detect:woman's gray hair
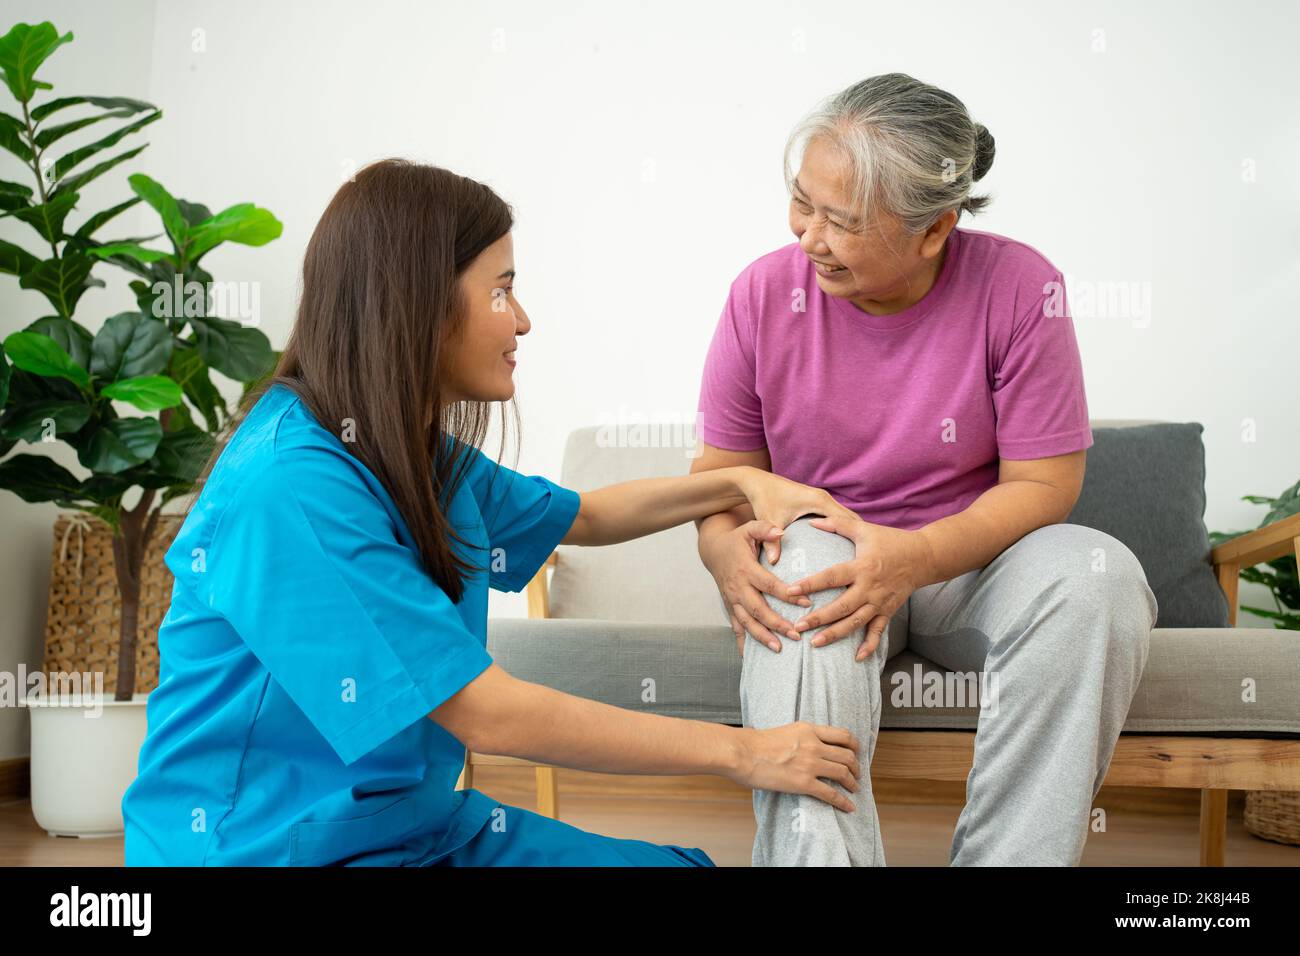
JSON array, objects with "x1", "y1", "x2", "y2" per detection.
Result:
[{"x1": 783, "y1": 73, "x2": 994, "y2": 236}]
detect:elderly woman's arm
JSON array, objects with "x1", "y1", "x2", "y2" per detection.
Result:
[{"x1": 912, "y1": 451, "x2": 1086, "y2": 582}]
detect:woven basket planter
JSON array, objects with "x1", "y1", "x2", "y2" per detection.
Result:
[
  {"x1": 43, "y1": 511, "x2": 184, "y2": 696},
  {"x1": 1244, "y1": 790, "x2": 1300, "y2": 846}
]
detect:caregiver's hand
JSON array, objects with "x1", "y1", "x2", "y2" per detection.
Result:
[
  {"x1": 732, "y1": 722, "x2": 861, "y2": 812},
  {"x1": 786, "y1": 514, "x2": 936, "y2": 662},
  {"x1": 738, "y1": 468, "x2": 860, "y2": 565}
]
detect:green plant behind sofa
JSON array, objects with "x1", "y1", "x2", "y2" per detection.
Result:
[{"x1": 1210, "y1": 479, "x2": 1300, "y2": 629}]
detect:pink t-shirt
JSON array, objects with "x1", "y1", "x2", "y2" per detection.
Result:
[{"x1": 696, "y1": 226, "x2": 1093, "y2": 531}]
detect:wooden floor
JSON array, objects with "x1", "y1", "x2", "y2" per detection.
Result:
[{"x1": 4, "y1": 768, "x2": 1300, "y2": 866}]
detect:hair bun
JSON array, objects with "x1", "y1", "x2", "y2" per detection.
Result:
[{"x1": 972, "y1": 123, "x2": 995, "y2": 182}]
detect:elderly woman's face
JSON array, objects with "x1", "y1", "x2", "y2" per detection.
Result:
[{"x1": 788, "y1": 135, "x2": 942, "y2": 314}]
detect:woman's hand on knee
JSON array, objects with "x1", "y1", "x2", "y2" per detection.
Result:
[
  {"x1": 702, "y1": 519, "x2": 813, "y2": 654},
  {"x1": 731, "y1": 722, "x2": 862, "y2": 812},
  {"x1": 785, "y1": 515, "x2": 933, "y2": 662}
]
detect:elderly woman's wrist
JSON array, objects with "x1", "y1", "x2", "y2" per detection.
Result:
[{"x1": 912, "y1": 527, "x2": 941, "y2": 587}]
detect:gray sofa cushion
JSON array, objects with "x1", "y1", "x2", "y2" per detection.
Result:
[
  {"x1": 1066, "y1": 423, "x2": 1229, "y2": 628},
  {"x1": 488, "y1": 618, "x2": 1300, "y2": 736}
]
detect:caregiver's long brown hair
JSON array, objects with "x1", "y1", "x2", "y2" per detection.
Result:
[{"x1": 187, "y1": 158, "x2": 520, "y2": 603}]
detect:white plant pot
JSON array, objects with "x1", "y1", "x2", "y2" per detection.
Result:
[{"x1": 27, "y1": 689, "x2": 149, "y2": 838}]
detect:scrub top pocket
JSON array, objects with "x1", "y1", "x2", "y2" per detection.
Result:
[{"x1": 289, "y1": 797, "x2": 419, "y2": 866}]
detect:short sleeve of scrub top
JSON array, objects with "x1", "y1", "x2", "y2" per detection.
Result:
[
  {"x1": 198, "y1": 440, "x2": 498, "y2": 769},
  {"x1": 453, "y1": 441, "x2": 583, "y2": 593}
]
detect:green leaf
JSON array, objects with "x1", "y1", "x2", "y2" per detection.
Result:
[
  {"x1": 167, "y1": 344, "x2": 226, "y2": 431},
  {"x1": 76, "y1": 472, "x2": 132, "y2": 500},
  {"x1": 0, "y1": 22, "x2": 73, "y2": 104},
  {"x1": 241, "y1": 349, "x2": 280, "y2": 400},
  {"x1": 34, "y1": 105, "x2": 147, "y2": 148},
  {"x1": 0, "y1": 237, "x2": 39, "y2": 276},
  {"x1": 101, "y1": 374, "x2": 182, "y2": 411},
  {"x1": 176, "y1": 199, "x2": 213, "y2": 226},
  {"x1": 18, "y1": 253, "x2": 103, "y2": 317},
  {"x1": 1263, "y1": 480, "x2": 1300, "y2": 525},
  {"x1": 50, "y1": 143, "x2": 147, "y2": 199},
  {"x1": 5, "y1": 366, "x2": 82, "y2": 404},
  {"x1": 2, "y1": 330, "x2": 90, "y2": 390},
  {"x1": 31, "y1": 95, "x2": 156, "y2": 122},
  {"x1": 128, "y1": 172, "x2": 187, "y2": 251},
  {"x1": 0, "y1": 111, "x2": 32, "y2": 162},
  {"x1": 0, "y1": 453, "x2": 82, "y2": 502},
  {"x1": 164, "y1": 399, "x2": 195, "y2": 432},
  {"x1": 7, "y1": 190, "x2": 78, "y2": 243},
  {"x1": 51, "y1": 109, "x2": 160, "y2": 186},
  {"x1": 0, "y1": 178, "x2": 33, "y2": 212},
  {"x1": 186, "y1": 203, "x2": 284, "y2": 262},
  {"x1": 90, "y1": 311, "x2": 173, "y2": 381},
  {"x1": 73, "y1": 196, "x2": 141, "y2": 239},
  {"x1": 87, "y1": 241, "x2": 173, "y2": 265},
  {"x1": 189, "y1": 315, "x2": 275, "y2": 382},
  {"x1": 24, "y1": 315, "x2": 93, "y2": 369},
  {"x1": 67, "y1": 231, "x2": 163, "y2": 255},
  {"x1": 140, "y1": 263, "x2": 214, "y2": 320},
  {"x1": 0, "y1": 341, "x2": 10, "y2": 408},
  {"x1": 151, "y1": 425, "x2": 215, "y2": 481},
  {"x1": 88, "y1": 248, "x2": 155, "y2": 282},
  {"x1": 77, "y1": 417, "x2": 162, "y2": 474},
  {"x1": 0, "y1": 398, "x2": 91, "y2": 441},
  {"x1": 1240, "y1": 605, "x2": 1300, "y2": 625}
]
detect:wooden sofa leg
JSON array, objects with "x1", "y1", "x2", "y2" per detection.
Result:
[
  {"x1": 1199, "y1": 789, "x2": 1227, "y2": 866},
  {"x1": 536, "y1": 767, "x2": 559, "y2": 819}
]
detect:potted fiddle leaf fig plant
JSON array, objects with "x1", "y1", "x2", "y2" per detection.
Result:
[{"x1": 0, "y1": 20, "x2": 282, "y2": 836}]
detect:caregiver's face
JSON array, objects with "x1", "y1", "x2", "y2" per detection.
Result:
[
  {"x1": 788, "y1": 135, "x2": 946, "y2": 315},
  {"x1": 443, "y1": 232, "x2": 528, "y2": 404}
]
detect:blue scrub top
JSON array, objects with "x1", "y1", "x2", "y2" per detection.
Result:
[{"x1": 122, "y1": 382, "x2": 581, "y2": 865}]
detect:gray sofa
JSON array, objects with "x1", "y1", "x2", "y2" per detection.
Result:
[{"x1": 476, "y1": 420, "x2": 1300, "y2": 865}]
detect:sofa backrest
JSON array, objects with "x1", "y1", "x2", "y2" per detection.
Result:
[
  {"x1": 547, "y1": 420, "x2": 1228, "y2": 629},
  {"x1": 549, "y1": 426, "x2": 724, "y2": 625}
]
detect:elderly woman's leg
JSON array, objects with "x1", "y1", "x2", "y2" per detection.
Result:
[
  {"x1": 739, "y1": 515, "x2": 895, "y2": 866},
  {"x1": 906, "y1": 522, "x2": 1157, "y2": 865}
]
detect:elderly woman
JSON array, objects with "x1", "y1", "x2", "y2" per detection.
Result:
[{"x1": 692, "y1": 73, "x2": 1158, "y2": 866}]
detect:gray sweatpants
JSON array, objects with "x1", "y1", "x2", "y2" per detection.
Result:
[{"x1": 736, "y1": 516, "x2": 1157, "y2": 866}]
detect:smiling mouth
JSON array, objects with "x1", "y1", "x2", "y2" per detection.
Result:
[
  {"x1": 504, "y1": 350, "x2": 516, "y2": 363},
  {"x1": 812, "y1": 259, "x2": 847, "y2": 275}
]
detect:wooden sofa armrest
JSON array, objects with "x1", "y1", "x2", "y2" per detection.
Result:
[
  {"x1": 1209, "y1": 512, "x2": 1300, "y2": 626},
  {"x1": 525, "y1": 551, "x2": 557, "y2": 619}
]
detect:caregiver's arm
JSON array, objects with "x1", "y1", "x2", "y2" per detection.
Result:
[
  {"x1": 560, "y1": 461, "x2": 838, "y2": 547},
  {"x1": 432, "y1": 663, "x2": 862, "y2": 812},
  {"x1": 914, "y1": 450, "x2": 1087, "y2": 585}
]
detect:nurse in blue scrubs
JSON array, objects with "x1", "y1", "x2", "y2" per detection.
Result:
[{"x1": 122, "y1": 159, "x2": 863, "y2": 866}]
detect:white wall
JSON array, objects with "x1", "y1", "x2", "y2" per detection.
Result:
[{"x1": 3, "y1": 0, "x2": 1297, "y2": 760}]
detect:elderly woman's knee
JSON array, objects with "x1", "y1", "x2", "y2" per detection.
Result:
[
  {"x1": 759, "y1": 514, "x2": 854, "y2": 585},
  {"x1": 1026, "y1": 524, "x2": 1158, "y2": 630}
]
